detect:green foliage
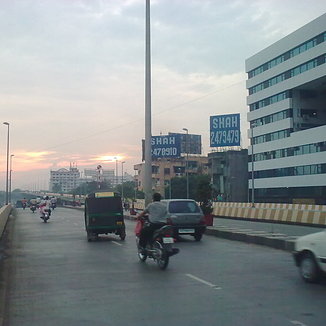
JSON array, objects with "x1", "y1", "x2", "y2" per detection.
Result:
[
  {"x1": 115, "y1": 181, "x2": 145, "y2": 200},
  {"x1": 72, "y1": 180, "x2": 113, "y2": 195},
  {"x1": 165, "y1": 174, "x2": 212, "y2": 205},
  {"x1": 52, "y1": 183, "x2": 62, "y2": 193}
]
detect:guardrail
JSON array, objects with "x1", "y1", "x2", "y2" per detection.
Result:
[
  {"x1": 212, "y1": 202, "x2": 326, "y2": 226},
  {"x1": 0, "y1": 205, "x2": 12, "y2": 238}
]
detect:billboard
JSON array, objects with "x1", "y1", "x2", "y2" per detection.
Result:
[
  {"x1": 151, "y1": 135, "x2": 181, "y2": 159},
  {"x1": 210, "y1": 113, "x2": 240, "y2": 147},
  {"x1": 169, "y1": 132, "x2": 202, "y2": 154}
]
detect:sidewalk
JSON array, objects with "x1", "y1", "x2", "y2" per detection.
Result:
[{"x1": 205, "y1": 217, "x2": 325, "y2": 251}]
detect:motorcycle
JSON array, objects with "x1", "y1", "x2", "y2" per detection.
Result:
[
  {"x1": 51, "y1": 202, "x2": 56, "y2": 210},
  {"x1": 136, "y1": 218, "x2": 179, "y2": 270},
  {"x1": 22, "y1": 202, "x2": 27, "y2": 210},
  {"x1": 40, "y1": 209, "x2": 51, "y2": 223},
  {"x1": 30, "y1": 205, "x2": 37, "y2": 213}
]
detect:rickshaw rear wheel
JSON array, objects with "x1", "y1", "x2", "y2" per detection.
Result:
[{"x1": 119, "y1": 229, "x2": 126, "y2": 241}]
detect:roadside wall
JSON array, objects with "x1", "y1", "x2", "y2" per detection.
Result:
[
  {"x1": 0, "y1": 205, "x2": 12, "y2": 238},
  {"x1": 212, "y1": 202, "x2": 326, "y2": 226}
]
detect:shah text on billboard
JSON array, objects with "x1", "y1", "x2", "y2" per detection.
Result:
[
  {"x1": 210, "y1": 113, "x2": 240, "y2": 147},
  {"x1": 151, "y1": 135, "x2": 181, "y2": 158}
]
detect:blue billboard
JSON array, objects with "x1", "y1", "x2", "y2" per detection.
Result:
[
  {"x1": 210, "y1": 113, "x2": 240, "y2": 147},
  {"x1": 151, "y1": 135, "x2": 181, "y2": 158}
]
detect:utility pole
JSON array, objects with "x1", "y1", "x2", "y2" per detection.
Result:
[{"x1": 144, "y1": 0, "x2": 152, "y2": 206}]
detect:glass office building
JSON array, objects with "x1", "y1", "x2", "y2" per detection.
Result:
[{"x1": 246, "y1": 14, "x2": 326, "y2": 204}]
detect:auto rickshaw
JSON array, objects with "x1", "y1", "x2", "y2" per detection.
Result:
[{"x1": 84, "y1": 191, "x2": 126, "y2": 241}]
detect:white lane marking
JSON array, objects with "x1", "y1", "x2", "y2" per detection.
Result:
[
  {"x1": 185, "y1": 274, "x2": 221, "y2": 290},
  {"x1": 112, "y1": 241, "x2": 123, "y2": 246},
  {"x1": 290, "y1": 321, "x2": 308, "y2": 326}
]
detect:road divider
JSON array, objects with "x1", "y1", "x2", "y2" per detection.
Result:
[
  {"x1": 0, "y1": 205, "x2": 12, "y2": 239},
  {"x1": 212, "y1": 202, "x2": 326, "y2": 226}
]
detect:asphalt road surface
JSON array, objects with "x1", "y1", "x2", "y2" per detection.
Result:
[{"x1": 3, "y1": 207, "x2": 326, "y2": 326}]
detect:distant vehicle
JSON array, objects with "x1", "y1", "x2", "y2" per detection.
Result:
[
  {"x1": 40, "y1": 210, "x2": 50, "y2": 223},
  {"x1": 293, "y1": 230, "x2": 326, "y2": 283},
  {"x1": 161, "y1": 199, "x2": 206, "y2": 241},
  {"x1": 84, "y1": 192, "x2": 126, "y2": 242}
]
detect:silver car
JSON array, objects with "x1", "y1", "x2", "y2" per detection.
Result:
[{"x1": 161, "y1": 199, "x2": 206, "y2": 241}]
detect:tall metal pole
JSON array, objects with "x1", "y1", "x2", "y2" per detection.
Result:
[
  {"x1": 9, "y1": 154, "x2": 14, "y2": 203},
  {"x1": 144, "y1": 0, "x2": 152, "y2": 206},
  {"x1": 251, "y1": 124, "x2": 255, "y2": 207},
  {"x1": 3, "y1": 122, "x2": 10, "y2": 205},
  {"x1": 121, "y1": 161, "x2": 125, "y2": 200},
  {"x1": 115, "y1": 158, "x2": 118, "y2": 187},
  {"x1": 183, "y1": 128, "x2": 189, "y2": 199}
]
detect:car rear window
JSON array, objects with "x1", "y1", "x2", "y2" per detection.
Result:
[{"x1": 169, "y1": 201, "x2": 200, "y2": 213}]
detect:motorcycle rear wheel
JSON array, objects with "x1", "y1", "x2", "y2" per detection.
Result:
[
  {"x1": 136, "y1": 238, "x2": 147, "y2": 262},
  {"x1": 153, "y1": 241, "x2": 169, "y2": 270}
]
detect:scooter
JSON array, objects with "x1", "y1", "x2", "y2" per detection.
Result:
[
  {"x1": 22, "y1": 202, "x2": 27, "y2": 210},
  {"x1": 136, "y1": 219, "x2": 179, "y2": 270},
  {"x1": 30, "y1": 205, "x2": 37, "y2": 213},
  {"x1": 51, "y1": 202, "x2": 56, "y2": 210},
  {"x1": 40, "y1": 209, "x2": 51, "y2": 223}
]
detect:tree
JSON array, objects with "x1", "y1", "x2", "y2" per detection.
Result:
[
  {"x1": 164, "y1": 174, "x2": 212, "y2": 213},
  {"x1": 194, "y1": 175, "x2": 213, "y2": 215},
  {"x1": 115, "y1": 181, "x2": 138, "y2": 199},
  {"x1": 52, "y1": 183, "x2": 62, "y2": 193},
  {"x1": 72, "y1": 180, "x2": 113, "y2": 196}
]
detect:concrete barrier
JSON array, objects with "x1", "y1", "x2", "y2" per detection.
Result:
[
  {"x1": 212, "y1": 202, "x2": 326, "y2": 226},
  {"x1": 0, "y1": 205, "x2": 12, "y2": 239}
]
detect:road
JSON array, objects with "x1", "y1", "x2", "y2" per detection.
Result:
[{"x1": 2, "y1": 207, "x2": 326, "y2": 326}]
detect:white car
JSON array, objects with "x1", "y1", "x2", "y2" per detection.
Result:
[{"x1": 293, "y1": 230, "x2": 326, "y2": 283}]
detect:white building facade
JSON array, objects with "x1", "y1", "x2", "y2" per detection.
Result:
[
  {"x1": 84, "y1": 169, "x2": 115, "y2": 184},
  {"x1": 50, "y1": 167, "x2": 80, "y2": 193},
  {"x1": 246, "y1": 14, "x2": 326, "y2": 204}
]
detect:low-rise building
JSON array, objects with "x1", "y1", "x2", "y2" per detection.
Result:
[
  {"x1": 50, "y1": 166, "x2": 80, "y2": 193},
  {"x1": 208, "y1": 149, "x2": 248, "y2": 202},
  {"x1": 134, "y1": 155, "x2": 209, "y2": 196}
]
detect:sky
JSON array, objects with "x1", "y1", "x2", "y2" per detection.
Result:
[{"x1": 1, "y1": 0, "x2": 325, "y2": 190}]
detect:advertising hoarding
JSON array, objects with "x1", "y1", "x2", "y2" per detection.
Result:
[
  {"x1": 151, "y1": 135, "x2": 181, "y2": 158},
  {"x1": 210, "y1": 113, "x2": 240, "y2": 147}
]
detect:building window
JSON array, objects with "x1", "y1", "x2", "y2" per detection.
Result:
[
  {"x1": 247, "y1": 32, "x2": 325, "y2": 79},
  {"x1": 249, "y1": 55, "x2": 325, "y2": 95},
  {"x1": 249, "y1": 163, "x2": 326, "y2": 179},
  {"x1": 164, "y1": 168, "x2": 170, "y2": 175},
  {"x1": 249, "y1": 90, "x2": 292, "y2": 111},
  {"x1": 250, "y1": 141, "x2": 326, "y2": 162}
]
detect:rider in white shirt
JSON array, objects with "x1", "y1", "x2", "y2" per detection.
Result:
[{"x1": 39, "y1": 196, "x2": 51, "y2": 218}]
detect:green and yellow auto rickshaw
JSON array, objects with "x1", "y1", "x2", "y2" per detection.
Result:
[{"x1": 84, "y1": 192, "x2": 126, "y2": 241}]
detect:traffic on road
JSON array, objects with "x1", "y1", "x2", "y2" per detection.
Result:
[{"x1": 2, "y1": 207, "x2": 326, "y2": 326}]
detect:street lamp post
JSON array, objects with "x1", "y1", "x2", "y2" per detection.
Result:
[
  {"x1": 9, "y1": 154, "x2": 14, "y2": 203},
  {"x1": 144, "y1": 0, "x2": 153, "y2": 206},
  {"x1": 121, "y1": 161, "x2": 125, "y2": 200},
  {"x1": 182, "y1": 128, "x2": 189, "y2": 199},
  {"x1": 3, "y1": 122, "x2": 10, "y2": 205},
  {"x1": 114, "y1": 157, "x2": 118, "y2": 188},
  {"x1": 250, "y1": 123, "x2": 256, "y2": 207}
]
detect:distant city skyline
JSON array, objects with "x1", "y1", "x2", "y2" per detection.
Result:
[{"x1": 1, "y1": 0, "x2": 325, "y2": 190}]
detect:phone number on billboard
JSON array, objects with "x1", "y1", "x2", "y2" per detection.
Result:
[
  {"x1": 152, "y1": 147, "x2": 178, "y2": 157},
  {"x1": 210, "y1": 129, "x2": 240, "y2": 146}
]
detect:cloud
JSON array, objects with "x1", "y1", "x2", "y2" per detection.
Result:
[{"x1": 1, "y1": 0, "x2": 325, "y2": 189}]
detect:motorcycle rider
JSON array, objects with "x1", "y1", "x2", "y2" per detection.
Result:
[
  {"x1": 50, "y1": 196, "x2": 57, "y2": 209},
  {"x1": 21, "y1": 197, "x2": 27, "y2": 209},
  {"x1": 39, "y1": 196, "x2": 51, "y2": 219},
  {"x1": 137, "y1": 193, "x2": 168, "y2": 250}
]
